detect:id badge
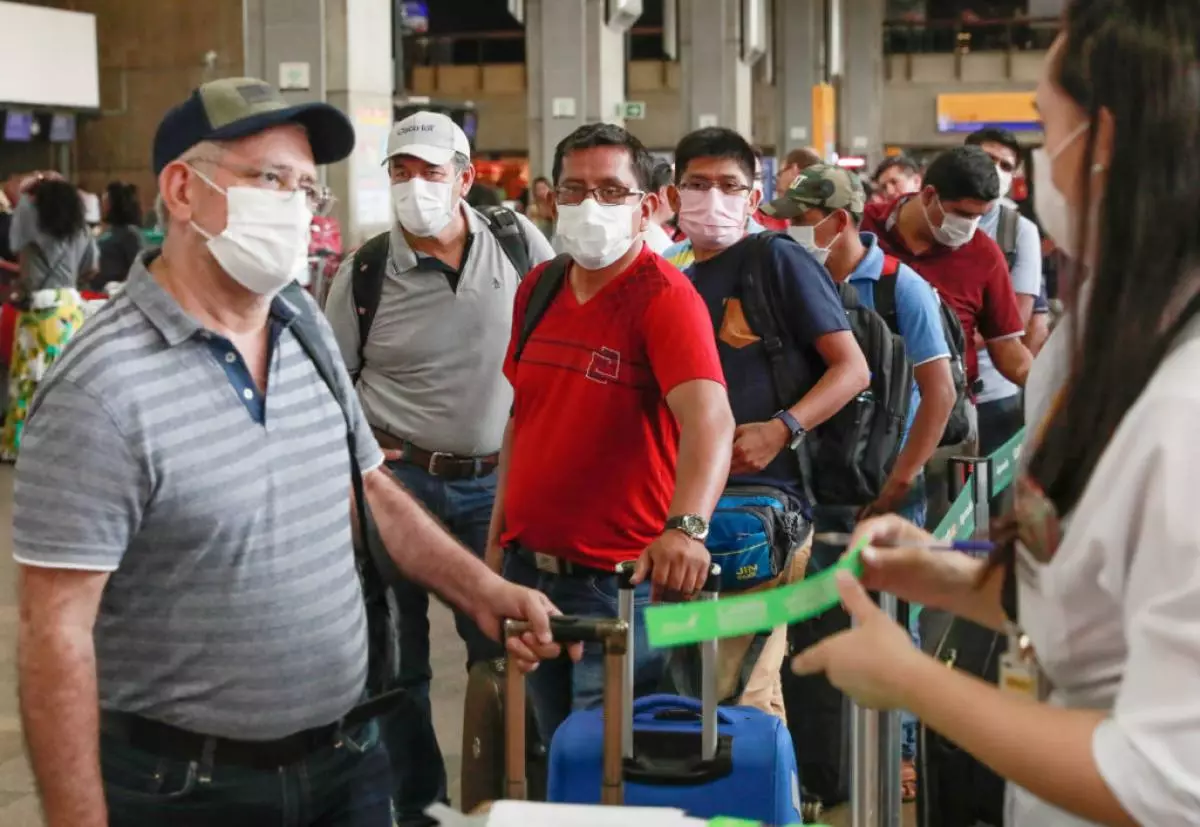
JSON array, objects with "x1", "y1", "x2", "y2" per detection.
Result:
[{"x1": 999, "y1": 651, "x2": 1041, "y2": 699}]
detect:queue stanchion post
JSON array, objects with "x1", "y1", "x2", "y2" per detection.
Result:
[
  {"x1": 877, "y1": 590, "x2": 903, "y2": 827},
  {"x1": 972, "y1": 456, "x2": 993, "y2": 546}
]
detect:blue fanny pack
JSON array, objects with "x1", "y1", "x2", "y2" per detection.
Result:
[{"x1": 706, "y1": 485, "x2": 809, "y2": 592}]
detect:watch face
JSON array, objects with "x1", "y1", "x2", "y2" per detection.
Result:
[{"x1": 683, "y1": 515, "x2": 707, "y2": 536}]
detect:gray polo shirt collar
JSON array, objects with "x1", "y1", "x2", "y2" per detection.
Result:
[
  {"x1": 387, "y1": 203, "x2": 490, "y2": 273},
  {"x1": 125, "y1": 252, "x2": 301, "y2": 347}
]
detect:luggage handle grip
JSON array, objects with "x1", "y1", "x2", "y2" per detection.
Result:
[
  {"x1": 504, "y1": 616, "x2": 628, "y2": 649},
  {"x1": 631, "y1": 693, "x2": 735, "y2": 726}
]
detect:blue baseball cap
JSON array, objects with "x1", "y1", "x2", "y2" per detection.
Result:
[{"x1": 152, "y1": 77, "x2": 356, "y2": 175}]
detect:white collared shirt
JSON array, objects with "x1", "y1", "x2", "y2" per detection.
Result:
[{"x1": 1007, "y1": 313, "x2": 1200, "y2": 826}]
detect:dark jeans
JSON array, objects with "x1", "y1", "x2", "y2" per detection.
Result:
[
  {"x1": 102, "y1": 722, "x2": 392, "y2": 827},
  {"x1": 502, "y1": 549, "x2": 663, "y2": 743},
  {"x1": 383, "y1": 461, "x2": 504, "y2": 823},
  {"x1": 977, "y1": 393, "x2": 1025, "y2": 515},
  {"x1": 896, "y1": 476, "x2": 927, "y2": 762}
]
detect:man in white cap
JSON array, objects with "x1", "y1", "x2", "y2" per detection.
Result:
[{"x1": 325, "y1": 110, "x2": 554, "y2": 822}]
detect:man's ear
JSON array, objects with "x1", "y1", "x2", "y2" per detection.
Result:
[
  {"x1": 460, "y1": 164, "x2": 477, "y2": 200},
  {"x1": 158, "y1": 161, "x2": 198, "y2": 228},
  {"x1": 666, "y1": 184, "x2": 682, "y2": 215},
  {"x1": 748, "y1": 185, "x2": 763, "y2": 212}
]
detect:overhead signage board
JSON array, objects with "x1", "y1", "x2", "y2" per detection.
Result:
[{"x1": 936, "y1": 91, "x2": 1041, "y2": 133}]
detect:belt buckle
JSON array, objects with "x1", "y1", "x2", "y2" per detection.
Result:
[
  {"x1": 427, "y1": 451, "x2": 452, "y2": 475},
  {"x1": 534, "y1": 552, "x2": 562, "y2": 575}
]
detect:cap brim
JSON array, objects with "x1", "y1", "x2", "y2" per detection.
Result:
[
  {"x1": 761, "y1": 196, "x2": 805, "y2": 219},
  {"x1": 383, "y1": 143, "x2": 456, "y2": 166},
  {"x1": 208, "y1": 101, "x2": 357, "y2": 166}
]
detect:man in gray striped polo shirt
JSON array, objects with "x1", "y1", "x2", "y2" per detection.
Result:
[
  {"x1": 12, "y1": 77, "x2": 569, "y2": 827},
  {"x1": 325, "y1": 112, "x2": 554, "y2": 822}
]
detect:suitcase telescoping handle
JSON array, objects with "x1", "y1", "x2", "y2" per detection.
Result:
[
  {"x1": 615, "y1": 561, "x2": 723, "y2": 764},
  {"x1": 503, "y1": 615, "x2": 629, "y2": 806}
]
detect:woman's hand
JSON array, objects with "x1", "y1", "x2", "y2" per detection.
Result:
[
  {"x1": 791, "y1": 570, "x2": 927, "y2": 710},
  {"x1": 852, "y1": 515, "x2": 984, "y2": 616}
]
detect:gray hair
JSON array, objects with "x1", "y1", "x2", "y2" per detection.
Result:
[
  {"x1": 154, "y1": 194, "x2": 169, "y2": 235},
  {"x1": 452, "y1": 152, "x2": 470, "y2": 174}
]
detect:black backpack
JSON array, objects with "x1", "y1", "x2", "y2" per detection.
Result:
[
  {"x1": 350, "y1": 205, "x2": 531, "y2": 366},
  {"x1": 282, "y1": 282, "x2": 404, "y2": 709},
  {"x1": 873, "y1": 258, "x2": 973, "y2": 448},
  {"x1": 512, "y1": 253, "x2": 573, "y2": 365},
  {"x1": 738, "y1": 233, "x2": 912, "y2": 508}
]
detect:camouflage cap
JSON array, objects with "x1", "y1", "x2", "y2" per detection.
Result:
[
  {"x1": 762, "y1": 163, "x2": 866, "y2": 221},
  {"x1": 153, "y1": 77, "x2": 356, "y2": 175}
]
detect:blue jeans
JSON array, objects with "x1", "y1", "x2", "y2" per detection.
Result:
[
  {"x1": 502, "y1": 549, "x2": 664, "y2": 743},
  {"x1": 101, "y1": 722, "x2": 392, "y2": 827},
  {"x1": 383, "y1": 462, "x2": 504, "y2": 823}
]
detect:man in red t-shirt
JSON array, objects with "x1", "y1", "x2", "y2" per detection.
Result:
[
  {"x1": 485, "y1": 124, "x2": 735, "y2": 738},
  {"x1": 862, "y1": 146, "x2": 1032, "y2": 392},
  {"x1": 862, "y1": 146, "x2": 1032, "y2": 529}
]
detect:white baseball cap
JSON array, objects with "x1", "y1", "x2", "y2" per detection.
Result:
[{"x1": 385, "y1": 111, "x2": 471, "y2": 166}]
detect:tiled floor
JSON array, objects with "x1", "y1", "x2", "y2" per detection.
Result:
[{"x1": 0, "y1": 464, "x2": 912, "y2": 826}]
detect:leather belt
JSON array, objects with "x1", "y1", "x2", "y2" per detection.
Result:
[
  {"x1": 373, "y1": 429, "x2": 498, "y2": 480},
  {"x1": 99, "y1": 711, "x2": 366, "y2": 771},
  {"x1": 510, "y1": 546, "x2": 619, "y2": 579}
]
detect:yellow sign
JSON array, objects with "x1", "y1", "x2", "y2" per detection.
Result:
[
  {"x1": 811, "y1": 83, "x2": 836, "y2": 160},
  {"x1": 936, "y1": 91, "x2": 1040, "y2": 134}
]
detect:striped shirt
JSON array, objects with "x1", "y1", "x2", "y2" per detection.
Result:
[{"x1": 12, "y1": 254, "x2": 384, "y2": 741}]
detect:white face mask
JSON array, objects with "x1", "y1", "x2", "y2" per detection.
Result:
[
  {"x1": 677, "y1": 188, "x2": 750, "y2": 251},
  {"x1": 996, "y1": 166, "x2": 1014, "y2": 199},
  {"x1": 787, "y1": 214, "x2": 838, "y2": 266},
  {"x1": 1033, "y1": 121, "x2": 1091, "y2": 261},
  {"x1": 925, "y1": 196, "x2": 980, "y2": 248},
  {"x1": 392, "y1": 177, "x2": 457, "y2": 237},
  {"x1": 190, "y1": 169, "x2": 311, "y2": 298},
  {"x1": 555, "y1": 197, "x2": 640, "y2": 270}
]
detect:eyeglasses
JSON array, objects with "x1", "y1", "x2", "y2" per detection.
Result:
[
  {"x1": 554, "y1": 185, "x2": 644, "y2": 206},
  {"x1": 190, "y1": 156, "x2": 336, "y2": 216},
  {"x1": 678, "y1": 180, "x2": 752, "y2": 196}
]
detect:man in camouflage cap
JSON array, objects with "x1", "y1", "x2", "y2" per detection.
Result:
[
  {"x1": 780, "y1": 163, "x2": 957, "y2": 789},
  {"x1": 761, "y1": 162, "x2": 867, "y2": 230}
]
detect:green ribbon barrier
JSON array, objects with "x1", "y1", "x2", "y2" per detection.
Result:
[
  {"x1": 645, "y1": 539, "x2": 868, "y2": 648},
  {"x1": 648, "y1": 427, "x2": 1030, "y2": 649},
  {"x1": 989, "y1": 428, "x2": 1025, "y2": 497},
  {"x1": 931, "y1": 474, "x2": 976, "y2": 541}
]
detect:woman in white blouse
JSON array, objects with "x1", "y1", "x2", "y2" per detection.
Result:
[{"x1": 793, "y1": 2, "x2": 1200, "y2": 825}]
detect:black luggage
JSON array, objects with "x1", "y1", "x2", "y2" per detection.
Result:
[{"x1": 917, "y1": 610, "x2": 1006, "y2": 827}]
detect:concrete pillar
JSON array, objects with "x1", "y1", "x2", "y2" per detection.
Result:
[
  {"x1": 679, "y1": 0, "x2": 753, "y2": 137},
  {"x1": 836, "y1": 0, "x2": 886, "y2": 168},
  {"x1": 774, "y1": 0, "x2": 824, "y2": 156},
  {"x1": 243, "y1": 0, "x2": 394, "y2": 245},
  {"x1": 525, "y1": 0, "x2": 636, "y2": 180}
]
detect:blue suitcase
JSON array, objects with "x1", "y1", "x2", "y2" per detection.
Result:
[{"x1": 540, "y1": 564, "x2": 804, "y2": 825}]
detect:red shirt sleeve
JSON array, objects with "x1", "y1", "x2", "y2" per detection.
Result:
[
  {"x1": 978, "y1": 246, "x2": 1025, "y2": 341},
  {"x1": 642, "y1": 281, "x2": 726, "y2": 395}
]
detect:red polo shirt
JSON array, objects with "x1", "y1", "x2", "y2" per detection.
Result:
[
  {"x1": 862, "y1": 198, "x2": 1025, "y2": 385},
  {"x1": 501, "y1": 245, "x2": 725, "y2": 569}
]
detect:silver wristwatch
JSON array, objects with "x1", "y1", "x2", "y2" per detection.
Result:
[{"x1": 665, "y1": 514, "x2": 710, "y2": 543}]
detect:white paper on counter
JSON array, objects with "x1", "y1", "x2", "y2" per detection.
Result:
[{"x1": 426, "y1": 801, "x2": 708, "y2": 827}]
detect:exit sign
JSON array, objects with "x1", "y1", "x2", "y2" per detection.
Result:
[{"x1": 619, "y1": 101, "x2": 647, "y2": 120}]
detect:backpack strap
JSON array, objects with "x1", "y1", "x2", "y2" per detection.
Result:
[
  {"x1": 997, "y1": 206, "x2": 1019, "y2": 267},
  {"x1": 350, "y1": 232, "x2": 391, "y2": 371},
  {"x1": 873, "y1": 254, "x2": 902, "y2": 334},
  {"x1": 478, "y1": 205, "x2": 532, "y2": 277},
  {"x1": 736, "y1": 232, "x2": 800, "y2": 411},
  {"x1": 736, "y1": 233, "x2": 817, "y2": 506},
  {"x1": 513, "y1": 254, "x2": 572, "y2": 364},
  {"x1": 280, "y1": 282, "x2": 402, "y2": 588}
]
